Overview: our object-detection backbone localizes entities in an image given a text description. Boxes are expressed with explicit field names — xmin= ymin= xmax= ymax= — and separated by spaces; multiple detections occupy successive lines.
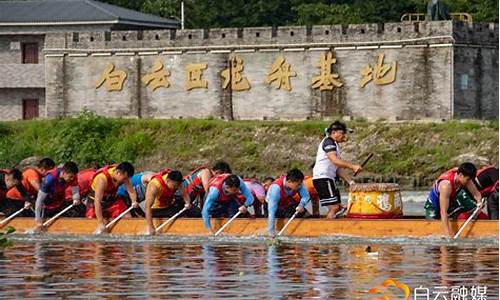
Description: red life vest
xmin=208 ymin=174 xmax=238 ymax=202
xmin=92 ymin=165 xmax=118 ymax=197
xmin=152 ymin=169 xmax=177 ymax=208
xmin=434 ymin=168 xmax=460 ymax=200
xmin=65 ymin=168 xmax=96 ymax=200
xmin=184 ymin=165 xmax=208 ymax=197
xmin=476 ymin=165 xmax=499 ymax=197
xmin=274 ymin=176 xmax=299 ymax=210
xmin=44 ymin=168 xmax=76 ymax=210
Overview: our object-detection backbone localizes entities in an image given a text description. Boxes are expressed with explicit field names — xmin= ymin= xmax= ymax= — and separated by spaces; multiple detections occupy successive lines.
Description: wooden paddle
xmin=0 ymin=207 xmax=25 ymax=228
xmin=277 ymin=210 xmax=299 ymax=236
xmin=453 ymin=198 xmax=486 ymax=239
xmin=105 ymin=205 xmax=134 ymax=230
xmin=354 ymin=152 xmax=374 ymax=177
xmin=155 ymin=207 xmax=188 ymax=234
xmin=214 ymin=211 xmax=242 ymax=236
xmin=43 ymin=204 xmax=74 ymax=227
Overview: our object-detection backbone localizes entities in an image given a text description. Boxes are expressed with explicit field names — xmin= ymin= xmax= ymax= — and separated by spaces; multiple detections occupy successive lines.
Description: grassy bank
xmin=0 ymin=112 xmax=497 ymax=188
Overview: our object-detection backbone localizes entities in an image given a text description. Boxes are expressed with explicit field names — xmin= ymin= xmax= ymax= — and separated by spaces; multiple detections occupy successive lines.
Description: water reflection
xmin=0 ymin=241 xmax=497 ymax=299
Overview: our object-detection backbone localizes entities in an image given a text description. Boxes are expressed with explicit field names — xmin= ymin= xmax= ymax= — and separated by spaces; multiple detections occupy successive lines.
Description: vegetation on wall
xmin=99 ymin=0 xmax=498 ymax=28
xmin=0 ymin=112 xmax=497 ymax=188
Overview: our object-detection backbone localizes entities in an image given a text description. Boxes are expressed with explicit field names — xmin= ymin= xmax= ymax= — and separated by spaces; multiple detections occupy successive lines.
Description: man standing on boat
xmin=312 ymin=121 xmax=362 ymax=219
xmin=34 ymin=162 xmax=83 ymax=231
xmin=266 ymin=168 xmax=310 ymax=236
xmin=144 ymin=169 xmax=192 ymax=235
xmin=202 ymin=174 xmax=254 ymax=234
xmin=425 ymin=162 xmax=484 ymax=237
xmin=85 ymin=162 xmax=138 ymax=234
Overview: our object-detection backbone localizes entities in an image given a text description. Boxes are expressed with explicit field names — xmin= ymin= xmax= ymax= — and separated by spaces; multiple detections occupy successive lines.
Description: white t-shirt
xmin=313 ymin=137 xmax=342 ymax=180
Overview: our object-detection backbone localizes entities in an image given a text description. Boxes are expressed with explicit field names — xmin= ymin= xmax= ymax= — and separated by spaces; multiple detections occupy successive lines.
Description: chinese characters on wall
xmin=95 ymin=52 xmax=398 ymax=92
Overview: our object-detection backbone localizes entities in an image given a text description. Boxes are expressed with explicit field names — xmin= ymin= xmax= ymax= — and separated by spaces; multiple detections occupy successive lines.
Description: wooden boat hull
xmin=0 ymin=217 xmax=498 ymax=238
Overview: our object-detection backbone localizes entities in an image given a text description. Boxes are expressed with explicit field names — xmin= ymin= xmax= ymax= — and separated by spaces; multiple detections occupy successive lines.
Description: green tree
xmin=96 ymin=0 xmax=498 ymax=27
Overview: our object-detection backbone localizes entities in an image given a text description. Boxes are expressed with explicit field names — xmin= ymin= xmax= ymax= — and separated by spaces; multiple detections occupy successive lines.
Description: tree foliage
xmin=100 ymin=0 xmax=498 ymax=28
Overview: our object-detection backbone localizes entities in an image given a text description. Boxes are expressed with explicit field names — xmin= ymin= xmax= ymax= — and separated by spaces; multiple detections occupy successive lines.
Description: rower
xmin=0 ymin=168 xmax=32 ymax=217
xmin=34 ymin=162 xmax=82 ymax=231
xmin=144 ymin=169 xmax=191 ymax=235
xmin=202 ymin=174 xmax=254 ymax=234
xmin=183 ymin=161 xmax=231 ymax=209
xmin=6 ymin=157 xmax=55 ymax=202
xmin=85 ymin=162 xmax=138 ymax=234
xmin=474 ymin=165 xmax=499 ymax=220
xmin=241 ymin=178 xmax=266 ymax=217
xmin=293 ymin=175 xmax=320 ymax=217
xmin=116 ymin=171 xmax=155 ymax=216
xmin=424 ymin=162 xmax=484 ymax=237
xmin=266 ymin=168 xmax=310 ymax=236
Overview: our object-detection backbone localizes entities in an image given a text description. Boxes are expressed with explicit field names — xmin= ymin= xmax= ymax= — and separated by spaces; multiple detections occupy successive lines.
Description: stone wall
xmin=30 ymin=21 xmax=500 ymax=120
xmin=0 ymin=88 xmax=44 ymax=120
xmin=0 ymin=35 xmax=45 ymax=64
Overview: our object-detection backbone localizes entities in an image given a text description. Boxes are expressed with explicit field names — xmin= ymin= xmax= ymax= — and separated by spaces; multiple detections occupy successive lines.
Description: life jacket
xmin=44 ymin=168 xmax=75 ymax=210
xmin=208 ymin=174 xmax=238 ymax=202
xmin=91 ymin=165 xmax=118 ymax=197
xmin=151 ymin=169 xmax=177 ymax=209
xmin=428 ymin=168 xmax=459 ymax=209
xmin=274 ymin=176 xmax=299 ymax=210
xmin=65 ymin=168 xmax=96 ymax=200
xmin=21 ymin=167 xmax=42 ymax=197
xmin=475 ymin=165 xmax=499 ymax=197
xmin=184 ymin=166 xmax=207 ymax=197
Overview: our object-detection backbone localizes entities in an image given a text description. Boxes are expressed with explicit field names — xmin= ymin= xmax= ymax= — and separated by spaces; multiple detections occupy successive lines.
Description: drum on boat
xmin=347 ymin=183 xmax=403 ymax=219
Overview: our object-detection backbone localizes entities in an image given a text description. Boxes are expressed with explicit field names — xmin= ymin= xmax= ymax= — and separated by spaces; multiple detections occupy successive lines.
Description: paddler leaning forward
xmin=85 ymin=162 xmax=138 ymax=234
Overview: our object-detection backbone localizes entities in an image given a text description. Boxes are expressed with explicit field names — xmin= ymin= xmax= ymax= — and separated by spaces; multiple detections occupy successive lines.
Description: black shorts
xmin=312 ymin=178 xmax=341 ymax=206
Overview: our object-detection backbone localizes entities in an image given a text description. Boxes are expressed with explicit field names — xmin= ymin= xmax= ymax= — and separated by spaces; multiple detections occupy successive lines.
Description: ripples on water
xmin=0 ymin=237 xmax=497 ymax=299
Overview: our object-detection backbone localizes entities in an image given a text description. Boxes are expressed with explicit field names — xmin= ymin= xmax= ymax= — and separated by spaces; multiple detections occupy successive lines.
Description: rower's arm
xmin=200 ymin=169 xmax=212 ymax=193
xmin=180 ymin=186 xmax=191 ymax=207
xmin=266 ymin=184 xmax=280 ymax=236
xmin=438 ymin=181 xmax=453 ymax=237
xmin=35 ymin=174 xmax=53 ymax=224
xmin=465 ymin=180 xmax=483 ymax=204
xmin=124 ymin=180 xmax=138 ymax=204
xmin=239 ymin=178 xmax=254 ymax=207
xmin=70 ymin=186 xmax=80 ymax=204
xmin=202 ymin=187 xmax=219 ymax=232
xmin=297 ymin=184 xmax=311 ymax=208
xmin=144 ymin=182 xmax=159 ymax=229
xmin=93 ymin=177 xmax=107 ymax=226
xmin=34 ymin=190 xmax=48 ymax=224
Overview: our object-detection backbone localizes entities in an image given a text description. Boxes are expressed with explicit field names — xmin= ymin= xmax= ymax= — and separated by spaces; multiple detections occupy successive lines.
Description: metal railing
xmin=401 ymin=13 xmax=473 ymax=22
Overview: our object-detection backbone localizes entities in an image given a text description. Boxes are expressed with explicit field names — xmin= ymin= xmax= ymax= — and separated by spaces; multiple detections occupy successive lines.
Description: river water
xmin=0 ymin=237 xmax=497 ymax=299
xmin=0 ymin=191 xmax=497 ymax=299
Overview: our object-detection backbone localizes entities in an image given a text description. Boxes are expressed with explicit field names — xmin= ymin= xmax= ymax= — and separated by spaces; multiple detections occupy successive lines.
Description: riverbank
xmin=0 ymin=113 xmax=497 ymax=189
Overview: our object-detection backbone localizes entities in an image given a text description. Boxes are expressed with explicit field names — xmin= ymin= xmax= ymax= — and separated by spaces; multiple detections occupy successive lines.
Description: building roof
xmin=0 ymin=0 xmax=179 ymax=29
